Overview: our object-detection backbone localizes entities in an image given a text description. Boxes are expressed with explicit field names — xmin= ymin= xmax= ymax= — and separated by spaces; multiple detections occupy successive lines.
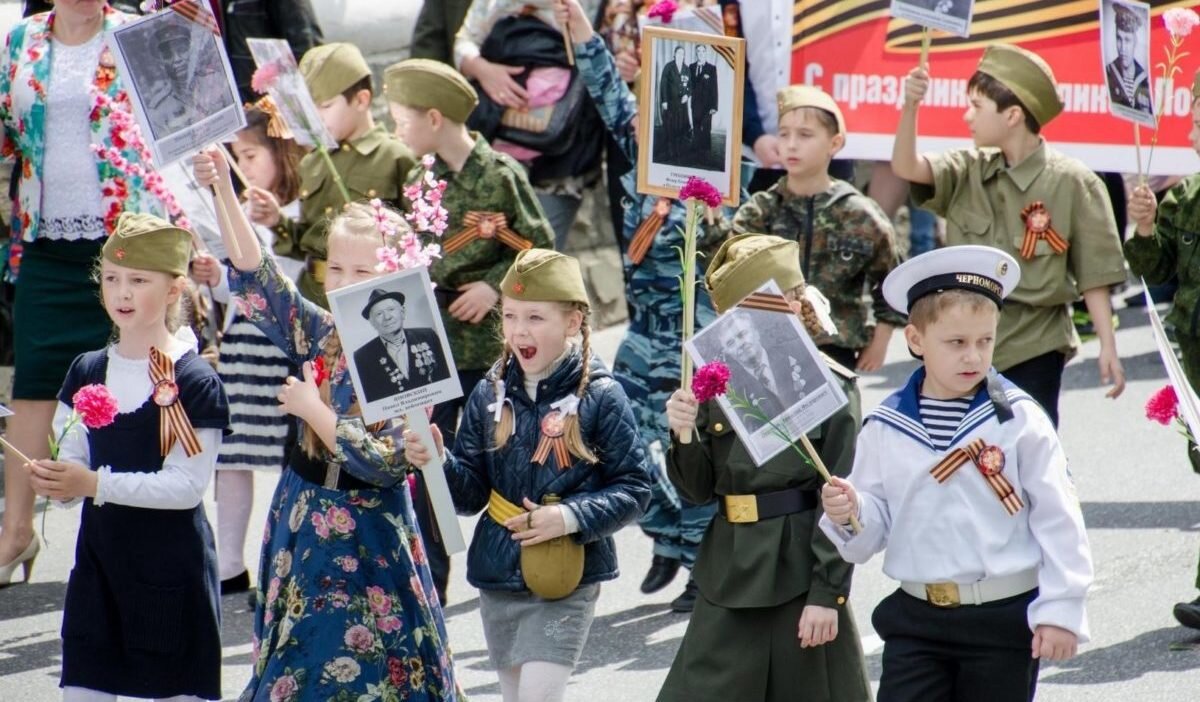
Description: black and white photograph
xmin=1101 ymin=0 xmax=1155 ymax=127
xmin=686 ymin=283 xmax=848 ymax=466
xmin=108 ymin=5 xmax=244 ymax=165
xmin=327 ymin=266 xmax=462 ymax=424
xmin=889 ymin=0 xmax=976 ymax=38
xmin=637 ymin=26 xmax=744 ymax=206
xmin=247 ymin=38 xmax=337 ymax=150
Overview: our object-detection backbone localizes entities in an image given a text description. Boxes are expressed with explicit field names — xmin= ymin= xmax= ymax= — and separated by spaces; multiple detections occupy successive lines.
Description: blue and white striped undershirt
xmin=918 ymin=395 xmax=973 ymax=451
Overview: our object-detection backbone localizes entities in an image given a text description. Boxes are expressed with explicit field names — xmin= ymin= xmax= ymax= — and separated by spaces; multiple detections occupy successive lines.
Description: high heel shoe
xmin=0 ymin=534 xmax=41 ymax=586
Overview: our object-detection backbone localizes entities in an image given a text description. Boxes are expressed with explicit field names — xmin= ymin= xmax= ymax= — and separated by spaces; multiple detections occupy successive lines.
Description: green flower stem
xmin=316 ymin=144 xmax=353 ymax=205
xmin=1145 ymin=36 xmax=1190 ymax=176
xmin=725 ymin=388 xmax=861 ymax=533
xmin=678 ymin=200 xmax=702 ymax=444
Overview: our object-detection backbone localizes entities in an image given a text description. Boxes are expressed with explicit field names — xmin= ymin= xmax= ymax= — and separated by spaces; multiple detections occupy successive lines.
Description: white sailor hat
xmin=882 ymin=245 xmax=1020 ymax=315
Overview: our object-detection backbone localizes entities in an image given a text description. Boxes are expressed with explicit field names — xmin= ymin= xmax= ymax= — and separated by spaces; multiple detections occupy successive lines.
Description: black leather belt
xmin=718 ymin=487 xmax=818 ymax=523
xmin=288 ymin=444 xmax=374 ymax=491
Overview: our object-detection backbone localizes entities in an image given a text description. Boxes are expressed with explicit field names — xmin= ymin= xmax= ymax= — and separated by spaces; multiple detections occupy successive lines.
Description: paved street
xmin=1 ymin=300 xmax=1199 ymax=701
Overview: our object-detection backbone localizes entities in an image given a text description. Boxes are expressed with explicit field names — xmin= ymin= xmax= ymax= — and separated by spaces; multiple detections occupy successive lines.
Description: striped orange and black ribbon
xmin=169 ymin=0 xmax=222 ymax=35
xmin=628 ymin=198 xmax=672 ymax=265
xmin=441 ymin=212 xmax=533 ymax=255
xmin=532 ymin=434 xmax=572 ymax=470
xmin=1019 ymin=201 xmax=1068 ymax=260
xmin=686 ymin=7 xmax=739 ymax=66
xmin=736 ymin=291 xmax=793 ymax=314
xmin=149 ymin=347 xmax=204 ymax=458
xmin=929 ymin=437 xmax=1024 ymax=515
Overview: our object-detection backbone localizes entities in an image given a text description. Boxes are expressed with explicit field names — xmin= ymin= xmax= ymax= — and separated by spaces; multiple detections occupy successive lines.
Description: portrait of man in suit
xmin=1105 ymin=2 xmax=1151 ymax=113
xmin=715 ymin=310 xmax=810 ymax=432
xmin=352 ymin=288 xmax=451 ymax=403
xmin=689 ymin=43 xmax=719 ymax=161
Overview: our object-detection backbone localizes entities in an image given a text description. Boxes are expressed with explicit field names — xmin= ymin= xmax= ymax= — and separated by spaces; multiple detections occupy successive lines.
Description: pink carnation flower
xmin=647 ymin=0 xmax=678 ymax=23
xmin=692 ymin=361 xmax=731 ymax=403
xmin=1146 ymin=385 xmax=1180 ymax=425
xmin=678 ymin=176 xmax=722 ymax=208
xmin=252 ymin=60 xmax=283 ymax=94
xmin=1164 ymin=8 xmax=1200 ymax=39
xmin=72 ymin=384 xmax=119 ymax=429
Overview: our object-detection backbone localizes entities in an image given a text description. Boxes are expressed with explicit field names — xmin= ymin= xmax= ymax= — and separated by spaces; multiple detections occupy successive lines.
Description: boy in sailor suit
xmin=819 ymin=246 xmax=1093 ymax=702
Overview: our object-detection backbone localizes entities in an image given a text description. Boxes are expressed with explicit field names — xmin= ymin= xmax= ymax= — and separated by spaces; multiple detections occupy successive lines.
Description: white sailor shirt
xmin=819 ymin=368 xmax=1093 ymax=641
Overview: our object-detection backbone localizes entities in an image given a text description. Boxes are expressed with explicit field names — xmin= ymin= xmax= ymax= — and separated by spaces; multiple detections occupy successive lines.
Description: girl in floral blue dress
xmin=194 ymin=149 xmax=462 ymax=702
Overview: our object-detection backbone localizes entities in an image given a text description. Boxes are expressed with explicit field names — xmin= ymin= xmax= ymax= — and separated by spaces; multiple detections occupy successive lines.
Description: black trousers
xmin=417 ymin=367 xmax=490 ymax=604
xmin=873 ymin=589 xmax=1040 ymax=702
xmin=1000 ymin=351 xmax=1067 ymax=428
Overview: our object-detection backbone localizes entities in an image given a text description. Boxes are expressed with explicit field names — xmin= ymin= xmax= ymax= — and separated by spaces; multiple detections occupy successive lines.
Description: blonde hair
xmin=908 ymin=289 xmax=999 ymax=329
xmin=492 ymin=301 xmax=598 ymax=464
xmin=327 ymin=201 xmax=413 ymax=249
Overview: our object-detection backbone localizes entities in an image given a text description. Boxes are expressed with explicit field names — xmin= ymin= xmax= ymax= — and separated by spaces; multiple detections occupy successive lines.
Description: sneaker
xmin=1173 ymin=597 xmax=1200 ymax=630
xmin=670 ymin=576 xmax=699 ymax=613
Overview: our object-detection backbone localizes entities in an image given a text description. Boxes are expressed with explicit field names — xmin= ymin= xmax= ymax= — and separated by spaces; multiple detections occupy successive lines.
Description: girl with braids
xmin=405 ymin=248 xmax=651 ymax=702
xmin=660 ymin=234 xmax=871 ymax=702
xmin=193 ymin=148 xmax=463 ymax=702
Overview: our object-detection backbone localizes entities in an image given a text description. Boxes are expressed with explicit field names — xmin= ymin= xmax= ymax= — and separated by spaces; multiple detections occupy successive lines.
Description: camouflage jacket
xmin=1125 ymin=174 xmax=1200 ymax=338
xmin=575 ymin=36 xmax=726 ymax=312
xmin=417 ymin=134 xmax=554 ymax=370
xmin=729 ymin=177 xmax=906 ymax=349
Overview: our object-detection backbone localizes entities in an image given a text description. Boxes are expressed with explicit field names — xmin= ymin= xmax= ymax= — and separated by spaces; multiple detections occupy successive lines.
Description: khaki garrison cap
xmin=500 ymin=249 xmax=590 ymax=306
xmin=777 ymin=84 xmax=846 ymax=134
xmin=384 ymin=59 xmax=479 ymax=123
xmin=102 ymin=212 xmax=193 ymax=277
xmin=299 ymin=43 xmax=372 ymax=104
xmin=975 ymin=44 xmax=1064 ymax=127
xmin=705 ymin=234 xmax=806 ymax=314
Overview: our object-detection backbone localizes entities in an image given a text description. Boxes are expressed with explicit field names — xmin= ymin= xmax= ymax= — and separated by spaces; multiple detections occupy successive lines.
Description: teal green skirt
xmin=13 ymin=238 xmax=111 ymax=400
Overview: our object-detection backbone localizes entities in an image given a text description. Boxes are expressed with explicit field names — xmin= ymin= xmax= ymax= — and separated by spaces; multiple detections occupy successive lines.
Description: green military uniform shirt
xmin=421 ymin=133 xmax=554 ymax=371
xmin=1125 ymin=174 xmax=1200 ymax=339
xmin=274 ymin=123 xmax=416 ymax=308
xmin=729 ymin=177 xmax=906 ymax=351
xmin=913 ymin=143 xmax=1126 ymax=371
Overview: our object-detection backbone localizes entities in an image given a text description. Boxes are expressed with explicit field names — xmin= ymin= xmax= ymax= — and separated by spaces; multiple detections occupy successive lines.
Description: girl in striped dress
xmin=189 ymin=99 xmax=306 ymax=595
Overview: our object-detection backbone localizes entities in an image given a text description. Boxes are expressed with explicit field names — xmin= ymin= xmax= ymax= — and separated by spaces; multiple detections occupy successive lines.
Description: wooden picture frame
xmin=637 ymin=26 xmax=745 ymax=207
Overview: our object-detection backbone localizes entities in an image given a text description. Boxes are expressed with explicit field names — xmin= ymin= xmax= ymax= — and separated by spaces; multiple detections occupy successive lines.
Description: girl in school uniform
xmin=29 ymin=213 xmax=230 ymax=701
xmin=193 ymin=148 xmax=462 ymax=701
xmin=405 ymin=248 xmax=652 ymax=702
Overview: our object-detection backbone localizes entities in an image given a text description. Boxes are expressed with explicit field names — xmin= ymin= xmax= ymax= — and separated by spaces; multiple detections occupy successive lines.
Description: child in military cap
xmin=893 ymin=44 xmax=1128 ymax=426
xmin=727 ymin=83 xmax=906 ymax=373
xmin=1126 ymin=70 xmax=1200 ymax=631
xmin=820 ymin=245 xmax=1093 ymax=702
xmin=660 ymin=234 xmax=870 ymax=702
xmin=404 ymin=248 xmax=650 ymax=702
xmin=264 ymin=42 xmax=416 ymax=309
xmin=28 ymin=212 xmax=230 ymax=700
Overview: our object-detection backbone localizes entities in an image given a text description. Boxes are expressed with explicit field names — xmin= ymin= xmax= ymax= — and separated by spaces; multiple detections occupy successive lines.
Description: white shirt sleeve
xmin=818 ymin=422 xmax=892 ymax=562
xmin=1017 ymin=408 xmax=1093 ymax=642
xmin=93 ymin=428 xmax=222 ymax=510
xmin=51 ymin=401 xmax=91 ymax=466
xmin=558 ymin=503 xmax=580 ymax=535
xmin=453 ymin=0 xmax=497 ymax=70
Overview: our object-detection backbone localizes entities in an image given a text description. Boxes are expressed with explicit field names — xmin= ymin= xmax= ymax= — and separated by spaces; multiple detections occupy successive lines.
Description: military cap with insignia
xmin=975 ymin=44 xmax=1064 ymax=127
xmin=101 ymin=212 xmax=194 ymax=277
xmin=383 ymin=59 xmax=479 ymax=123
xmin=882 ymin=245 xmax=1020 ymax=315
xmin=705 ymin=234 xmax=805 ymax=313
xmin=500 ymin=249 xmax=589 ymax=305
xmin=361 ymin=288 xmax=406 ymax=319
xmin=299 ymin=43 xmax=373 ymax=104
xmin=157 ymin=21 xmax=190 ymax=50
xmin=776 ymin=84 xmax=846 ymax=134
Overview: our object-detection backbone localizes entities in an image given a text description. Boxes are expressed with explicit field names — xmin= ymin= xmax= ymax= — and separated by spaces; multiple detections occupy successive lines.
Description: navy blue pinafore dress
xmin=58 ymin=349 xmax=229 ymax=700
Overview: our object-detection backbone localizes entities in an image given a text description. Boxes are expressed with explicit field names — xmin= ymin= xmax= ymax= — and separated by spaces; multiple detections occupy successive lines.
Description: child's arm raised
xmin=561 ymin=0 xmax=639 ymax=166
xmin=194 ymin=148 xmax=262 ymax=272
xmin=891 ymin=67 xmax=935 ymax=185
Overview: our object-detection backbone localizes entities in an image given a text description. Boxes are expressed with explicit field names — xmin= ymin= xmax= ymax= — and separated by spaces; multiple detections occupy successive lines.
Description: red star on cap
xmin=513 ymin=282 xmax=525 ymax=295
xmin=115 ymin=248 xmax=126 ymax=259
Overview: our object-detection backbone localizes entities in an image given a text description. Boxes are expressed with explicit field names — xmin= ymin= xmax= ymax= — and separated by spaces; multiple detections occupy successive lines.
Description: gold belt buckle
xmin=925 ymin=582 xmax=961 ymax=608
xmin=724 ymin=494 xmax=758 ymax=523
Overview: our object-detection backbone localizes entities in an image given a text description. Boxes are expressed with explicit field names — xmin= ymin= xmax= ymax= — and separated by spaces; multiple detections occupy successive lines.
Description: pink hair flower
xmin=692 ymin=361 xmax=731 ymax=403
xmin=678 ymin=176 xmax=722 ymax=208
xmin=72 ymin=384 xmax=119 ymax=429
xmin=1164 ymin=8 xmax=1200 ymax=39
xmin=647 ymin=0 xmax=678 ymax=23
xmin=1146 ymin=385 xmax=1180 ymax=425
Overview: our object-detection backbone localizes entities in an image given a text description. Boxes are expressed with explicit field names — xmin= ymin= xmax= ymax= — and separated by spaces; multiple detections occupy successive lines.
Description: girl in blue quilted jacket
xmin=405 ymin=248 xmax=652 ymax=702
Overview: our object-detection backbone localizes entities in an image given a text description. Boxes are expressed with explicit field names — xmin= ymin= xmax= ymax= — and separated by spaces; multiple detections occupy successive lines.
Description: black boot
xmin=220 ymin=570 xmax=251 ymax=595
xmin=670 ymin=575 xmax=699 ymax=613
xmin=640 ymin=555 xmax=681 ymax=594
xmin=1173 ymin=597 xmax=1200 ymax=630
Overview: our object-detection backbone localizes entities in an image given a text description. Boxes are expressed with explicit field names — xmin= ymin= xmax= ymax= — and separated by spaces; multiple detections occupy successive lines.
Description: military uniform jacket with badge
xmin=274 ymin=123 xmax=415 ymax=306
xmin=818 ymin=368 xmax=1093 ymax=642
xmin=418 ymin=134 xmax=554 ymax=371
xmin=913 ymin=143 xmax=1126 ymax=370
xmin=1124 ymin=174 xmax=1200 ymax=339
xmin=730 ymin=177 xmax=906 ymax=350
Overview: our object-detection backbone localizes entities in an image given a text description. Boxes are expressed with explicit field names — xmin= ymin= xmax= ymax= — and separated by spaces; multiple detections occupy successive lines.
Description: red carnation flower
xmin=678 ymin=176 xmax=722 ymax=208
xmin=72 ymin=384 xmax=119 ymax=429
xmin=647 ymin=0 xmax=678 ymax=23
xmin=693 ymin=361 xmax=731 ymax=403
xmin=1146 ymin=384 xmax=1180 ymax=426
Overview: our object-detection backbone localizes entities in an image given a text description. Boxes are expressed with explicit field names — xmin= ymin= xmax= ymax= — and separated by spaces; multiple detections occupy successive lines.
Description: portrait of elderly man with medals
xmin=352 ymin=288 xmax=451 ymax=402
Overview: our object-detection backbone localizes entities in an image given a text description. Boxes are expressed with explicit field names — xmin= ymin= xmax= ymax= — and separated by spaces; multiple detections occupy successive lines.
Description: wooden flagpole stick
xmin=919 ymin=27 xmax=932 ymax=71
xmin=211 ymin=187 xmax=244 ymax=260
xmin=0 ymin=435 xmax=35 ymax=467
xmin=799 ymin=434 xmax=862 ymax=533
xmin=562 ymin=20 xmax=575 ymax=66
xmin=216 ymin=142 xmax=252 ymax=191
xmin=1134 ymin=123 xmax=1145 ymax=185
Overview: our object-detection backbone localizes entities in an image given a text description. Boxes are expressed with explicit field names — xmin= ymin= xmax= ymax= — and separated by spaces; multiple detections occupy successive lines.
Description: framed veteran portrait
xmin=327 ymin=266 xmax=462 ymax=423
xmin=637 ymin=26 xmax=745 ymax=207
xmin=889 ymin=0 xmax=976 ymax=38
xmin=108 ymin=4 xmax=244 ymax=165
xmin=686 ymin=282 xmax=848 ymax=466
xmin=1100 ymin=0 xmax=1155 ymax=127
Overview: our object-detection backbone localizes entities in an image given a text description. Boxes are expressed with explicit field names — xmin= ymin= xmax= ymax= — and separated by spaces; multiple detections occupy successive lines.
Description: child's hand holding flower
xmin=29 ymin=459 xmax=98 ymax=501
xmin=665 ymin=389 xmax=699 ymax=437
